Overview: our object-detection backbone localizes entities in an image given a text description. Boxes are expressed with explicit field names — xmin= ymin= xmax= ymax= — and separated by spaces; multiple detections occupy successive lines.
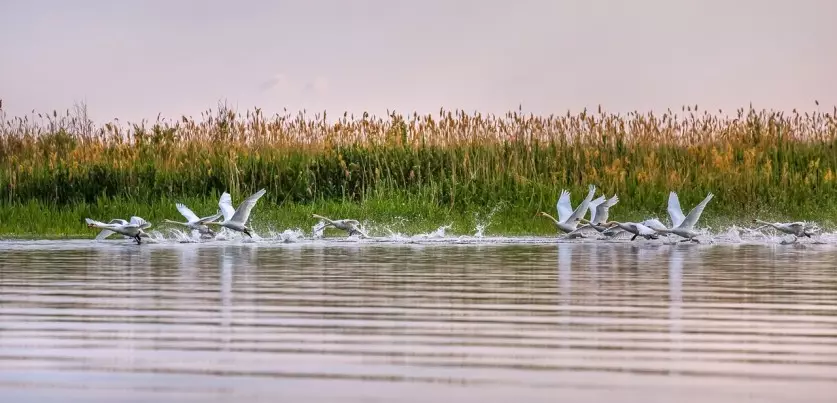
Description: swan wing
xmin=641 ymin=218 xmax=667 ymax=231
xmin=635 ymin=223 xmax=656 ymax=236
xmin=176 ymin=203 xmax=201 ymax=223
xmin=596 ymin=194 xmax=619 ymax=224
xmin=129 ymin=216 xmax=151 ymax=229
xmin=679 ymin=192 xmax=714 ymax=230
xmin=218 ymin=192 xmax=236 ymax=222
xmin=230 ymin=188 xmax=267 ymax=225
xmin=567 ymin=184 xmax=596 ymax=223
xmin=667 ymin=192 xmax=686 ymax=228
xmin=108 ymin=219 xmax=128 ymax=225
xmin=556 ymin=190 xmax=573 ymax=223
xmin=198 ymin=210 xmax=224 ymax=224
xmin=588 ymin=195 xmax=606 ymax=224
xmin=95 ymin=229 xmax=116 ymax=240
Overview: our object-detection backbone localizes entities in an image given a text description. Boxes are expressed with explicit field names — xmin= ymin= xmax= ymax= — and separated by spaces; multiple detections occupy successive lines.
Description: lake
xmin=1 ymin=239 xmax=836 ymax=402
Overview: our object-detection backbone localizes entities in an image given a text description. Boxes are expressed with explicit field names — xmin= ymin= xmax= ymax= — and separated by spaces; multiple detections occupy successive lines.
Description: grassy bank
xmin=1 ymin=104 xmax=836 ymax=237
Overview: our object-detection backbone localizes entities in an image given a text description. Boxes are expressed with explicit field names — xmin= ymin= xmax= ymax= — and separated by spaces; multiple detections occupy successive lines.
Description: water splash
xmin=278 ymin=228 xmax=306 ymax=243
xmin=311 ymin=220 xmax=326 ymax=239
xmin=473 ymin=203 xmax=504 ymax=238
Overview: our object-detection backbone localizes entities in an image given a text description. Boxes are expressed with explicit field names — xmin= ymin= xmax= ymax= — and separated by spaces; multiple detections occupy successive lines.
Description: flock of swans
xmin=85 ymin=188 xmax=366 ymax=244
xmin=537 ymin=184 xmax=818 ymax=244
xmin=84 ymin=185 xmax=819 ymax=245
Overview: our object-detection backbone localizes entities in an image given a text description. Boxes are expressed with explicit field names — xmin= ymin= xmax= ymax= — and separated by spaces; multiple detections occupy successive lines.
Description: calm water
xmin=0 ymin=240 xmax=836 ymax=402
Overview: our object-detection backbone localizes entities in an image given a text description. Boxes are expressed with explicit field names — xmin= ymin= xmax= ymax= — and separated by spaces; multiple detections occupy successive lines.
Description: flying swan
xmin=579 ymin=193 xmax=621 ymax=236
xmin=164 ymin=203 xmax=223 ymax=237
xmin=206 ymin=188 xmax=267 ymax=237
xmin=652 ymin=191 xmax=715 ymax=242
xmin=752 ymin=219 xmax=815 ymax=243
xmin=312 ymin=214 xmax=369 ymax=237
xmin=85 ymin=216 xmax=152 ymax=244
xmin=538 ymin=184 xmax=597 ymax=237
xmin=602 ymin=221 xmax=659 ymax=240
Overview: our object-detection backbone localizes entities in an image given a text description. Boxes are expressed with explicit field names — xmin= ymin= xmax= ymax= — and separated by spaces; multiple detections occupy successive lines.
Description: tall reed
xmin=1 ymin=103 xmax=836 ymax=235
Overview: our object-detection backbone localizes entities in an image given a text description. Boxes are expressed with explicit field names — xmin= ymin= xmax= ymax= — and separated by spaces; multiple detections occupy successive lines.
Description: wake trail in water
xmin=115 ymin=220 xmax=837 ymax=248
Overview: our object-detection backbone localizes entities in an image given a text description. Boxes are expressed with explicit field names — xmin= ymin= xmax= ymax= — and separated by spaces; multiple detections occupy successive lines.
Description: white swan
xmin=206 ymin=188 xmax=267 ymax=237
xmin=603 ymin=221 xmax=659 ymax=241
xmin=579 ymin=193 xmax=620 ymax=236
xmin=164 ymin=203 xmax=223 ymax=236
xmin=640 ymin=218 xmax=668 ymax=232
xmin=752 ymin=219 xmax=815 ymax=243
xmin=85 ymin=216 xmax=152 ymax=244
xmin=652 ymin=191 xmax=715 ymax=242
xmin=312 ymin=214 xmax=368 ymax=237
xmin=538 ymin=184 xmax=597 ymax=236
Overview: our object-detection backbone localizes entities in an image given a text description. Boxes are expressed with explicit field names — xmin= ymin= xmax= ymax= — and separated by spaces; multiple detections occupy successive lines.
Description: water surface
xmin=1 ymin=240 xmax=836 ymax=402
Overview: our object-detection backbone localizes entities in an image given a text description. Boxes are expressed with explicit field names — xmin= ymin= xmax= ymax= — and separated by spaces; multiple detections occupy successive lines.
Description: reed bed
xmin=1 ymin=103 xmax=836 ymax=236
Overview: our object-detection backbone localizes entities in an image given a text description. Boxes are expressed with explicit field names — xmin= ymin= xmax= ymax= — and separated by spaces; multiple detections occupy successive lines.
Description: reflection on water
xmin=1 ymin=242 xmax=837 ymax=403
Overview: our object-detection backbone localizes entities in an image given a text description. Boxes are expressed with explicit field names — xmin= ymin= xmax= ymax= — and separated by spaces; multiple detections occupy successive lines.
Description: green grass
xmin=1 ymin=104 xmax=836 ymax=238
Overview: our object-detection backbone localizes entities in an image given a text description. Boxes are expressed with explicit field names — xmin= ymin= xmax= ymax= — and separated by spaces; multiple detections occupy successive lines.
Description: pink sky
xmin=1 ymin=0 xmax=835 ymax=124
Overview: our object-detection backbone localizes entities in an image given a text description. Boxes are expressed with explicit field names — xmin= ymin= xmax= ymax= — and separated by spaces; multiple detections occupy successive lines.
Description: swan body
xmin=752 ymin=219 xmax=814 ymax=243
xmin=206 ymin=189 xmax=267 ymax=237
xmin=164 ymin=203 xmax=223 ymax=236
xmin=86 ymin=216 xmax=152 ymax=244
xmin=603 ymin=221 xmax=659 ymax=241
xmin=539 ymin=184 xmax=598 ymax=235
xmin=652 ymin=192 xmax=714 ymax=242
xmin=312 ymin=214 xmax=368 ymax=237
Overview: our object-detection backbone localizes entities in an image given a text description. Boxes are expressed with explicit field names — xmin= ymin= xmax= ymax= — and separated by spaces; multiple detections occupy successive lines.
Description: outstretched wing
xmin=556 ymin=190 xmax=573 ymax=223
xmin=129 ymin=216 xmax=152 ymax=229
xmin=176 ymin=203 xmax=201 ymax=223
xmin=95 ymin=229 xmax=116 ymax=240
xmin=230 ymin=188 xmax=267 ymax=224
xmin=641 ymin=218 xmax=668 ymax=231
xmin=667 ymin=192 xmax=686 ymax=228
xmin=635 ymin=223 xmax=657 ymax=236
xmin=198 ymin=210 xmax=224 ymax=224
xmin=597 ymin=194 xmax=619 ymax=224
xmin=108 ymin=219 xmax=128 ymax=225
xmin=568 ymin=184 xmax=596 ymax=223
xmin=218 ymin=192 xmax=236 ymax=222
xmin=588 ymin=195 xmax=606 ymax=224
xmin=679 ymin=192 xmax=714 ymax=230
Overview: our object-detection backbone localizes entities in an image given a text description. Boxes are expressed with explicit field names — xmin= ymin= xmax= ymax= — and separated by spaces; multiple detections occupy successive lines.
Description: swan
xmin=312 ymin=214 xmax=368 ymax=237
xmin=752 ymin=219 xmax=815 ymax=243
xmin=640 ymin=218 xmax=668 ymax=232
xmin=579 ymin=193 xmax=621 ymax=236
xmin=164 ymin=203 xmax=223 ymax=237
xmin=85 ymin=216 xmax=152 ymax=244
xmin=538 ymin=184 xmax=597 ymax=236
xmin=206 ymin=188 xmax=267 ymax=237
xmin=603 ymin=221 xmax=659 ymax=241
xmin=652 ymin=192 xmax=714 ymax=242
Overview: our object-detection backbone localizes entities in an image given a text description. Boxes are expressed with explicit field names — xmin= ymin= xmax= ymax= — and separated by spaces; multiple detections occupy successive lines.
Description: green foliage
xmin=1 ymin=105 xmax=836 ymax=237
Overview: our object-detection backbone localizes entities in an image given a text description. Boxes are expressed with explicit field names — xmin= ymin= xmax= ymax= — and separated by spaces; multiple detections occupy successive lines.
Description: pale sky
xmin=1 ymin=0 xmax=835 ymax=124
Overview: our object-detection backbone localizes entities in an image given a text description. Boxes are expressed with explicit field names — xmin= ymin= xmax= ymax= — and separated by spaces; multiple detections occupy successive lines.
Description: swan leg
xmin=134 ymin=235 xmax=142 ymax=245
xmin=630 ymin=234 xmax=638 ymax=241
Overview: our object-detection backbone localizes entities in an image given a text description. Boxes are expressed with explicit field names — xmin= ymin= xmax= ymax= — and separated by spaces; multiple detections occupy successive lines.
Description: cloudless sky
xmin=1 ymin=0 xmax=835 ymax=123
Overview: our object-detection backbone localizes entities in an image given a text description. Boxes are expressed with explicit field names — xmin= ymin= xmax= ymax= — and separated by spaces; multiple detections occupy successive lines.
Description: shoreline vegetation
xmin=1 ymin=103 xmax=837 ymax=238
